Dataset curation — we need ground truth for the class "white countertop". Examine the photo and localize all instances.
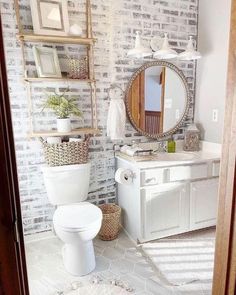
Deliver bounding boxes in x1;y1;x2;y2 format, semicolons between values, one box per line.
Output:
115;141;221;169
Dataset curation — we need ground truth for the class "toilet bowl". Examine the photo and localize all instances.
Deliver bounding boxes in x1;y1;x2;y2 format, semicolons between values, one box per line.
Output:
42;163;102;276
54;202;102;276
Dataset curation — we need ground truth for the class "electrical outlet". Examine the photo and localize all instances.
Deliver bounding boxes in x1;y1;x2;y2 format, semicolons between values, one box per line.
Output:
212;109;218;122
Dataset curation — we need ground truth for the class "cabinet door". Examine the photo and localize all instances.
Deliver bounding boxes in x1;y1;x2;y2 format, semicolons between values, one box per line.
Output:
190;178;219;230
141;183;189;241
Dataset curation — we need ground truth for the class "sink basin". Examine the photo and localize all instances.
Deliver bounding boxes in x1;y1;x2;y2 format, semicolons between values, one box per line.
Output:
155;152;197;161
130;152;198;162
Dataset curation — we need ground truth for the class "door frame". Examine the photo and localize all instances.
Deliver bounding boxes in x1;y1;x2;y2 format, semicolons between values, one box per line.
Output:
212;0;236;293
0;14;29;295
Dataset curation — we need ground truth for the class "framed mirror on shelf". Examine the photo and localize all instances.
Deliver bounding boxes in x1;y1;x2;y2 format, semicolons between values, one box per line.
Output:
33;46;62;78
30;0;70;36
125;61;191;139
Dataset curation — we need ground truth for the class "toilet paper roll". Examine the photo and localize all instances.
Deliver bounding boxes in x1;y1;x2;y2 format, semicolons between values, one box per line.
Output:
69;138;83;142
115;168;133;185
47;137;61;144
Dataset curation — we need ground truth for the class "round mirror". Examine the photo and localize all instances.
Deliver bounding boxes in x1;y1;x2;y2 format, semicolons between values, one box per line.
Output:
125;61;190;139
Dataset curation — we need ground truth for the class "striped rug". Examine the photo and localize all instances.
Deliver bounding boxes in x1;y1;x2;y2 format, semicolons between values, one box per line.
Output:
140;229;215;287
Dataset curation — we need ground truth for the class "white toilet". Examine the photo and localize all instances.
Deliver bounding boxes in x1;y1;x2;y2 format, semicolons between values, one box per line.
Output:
42;163;102;276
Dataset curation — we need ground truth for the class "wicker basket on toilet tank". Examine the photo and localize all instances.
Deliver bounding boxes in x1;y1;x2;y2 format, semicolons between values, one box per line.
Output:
98;204;121;241
41;136;90;167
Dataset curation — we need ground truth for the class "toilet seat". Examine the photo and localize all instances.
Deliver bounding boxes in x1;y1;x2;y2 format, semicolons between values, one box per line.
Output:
53;202;102;232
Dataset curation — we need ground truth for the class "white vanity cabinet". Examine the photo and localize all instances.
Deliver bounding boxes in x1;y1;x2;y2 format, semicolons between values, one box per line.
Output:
141;182;189;241
189;178;219;230
116;155;220;243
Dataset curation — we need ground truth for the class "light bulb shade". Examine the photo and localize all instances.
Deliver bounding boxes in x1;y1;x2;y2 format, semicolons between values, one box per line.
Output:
127;31;152;59
179;36;202;61
153;48;178;60
178;50;201;60
127;47;152;58
153;33;178;60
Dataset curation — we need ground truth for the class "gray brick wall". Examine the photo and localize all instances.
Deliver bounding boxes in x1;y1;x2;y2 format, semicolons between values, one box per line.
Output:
0;0;198;235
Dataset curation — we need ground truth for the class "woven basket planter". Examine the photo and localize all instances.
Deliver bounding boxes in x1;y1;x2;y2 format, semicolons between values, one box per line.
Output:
41;136;90;167
98;204;121;241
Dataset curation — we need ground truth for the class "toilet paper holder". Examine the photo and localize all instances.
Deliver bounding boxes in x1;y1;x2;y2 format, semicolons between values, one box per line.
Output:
124;170;136;181
115;168;136;185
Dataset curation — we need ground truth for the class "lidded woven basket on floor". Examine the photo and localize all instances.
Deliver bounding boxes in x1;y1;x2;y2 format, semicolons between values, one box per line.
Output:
41;136;90;167
98;204;121;241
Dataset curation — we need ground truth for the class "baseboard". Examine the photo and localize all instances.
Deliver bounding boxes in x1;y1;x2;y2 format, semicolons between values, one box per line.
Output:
120;226;138;246
24;230;56;244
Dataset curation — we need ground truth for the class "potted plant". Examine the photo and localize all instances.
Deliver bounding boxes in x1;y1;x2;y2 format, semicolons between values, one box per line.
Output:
42;90;82;132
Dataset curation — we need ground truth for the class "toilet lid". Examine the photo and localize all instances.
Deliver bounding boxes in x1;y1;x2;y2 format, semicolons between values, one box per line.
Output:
53;202;102;231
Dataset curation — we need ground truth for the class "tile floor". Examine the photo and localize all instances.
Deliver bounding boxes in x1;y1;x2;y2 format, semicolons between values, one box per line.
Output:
25;229;215;295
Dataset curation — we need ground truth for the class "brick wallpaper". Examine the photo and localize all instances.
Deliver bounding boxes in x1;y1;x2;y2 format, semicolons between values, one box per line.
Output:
0;0;198;235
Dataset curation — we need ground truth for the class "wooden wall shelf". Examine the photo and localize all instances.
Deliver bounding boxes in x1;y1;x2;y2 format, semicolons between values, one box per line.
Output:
28;128;100;138
17;33;96;45
14;0;98;136
24;77;96;83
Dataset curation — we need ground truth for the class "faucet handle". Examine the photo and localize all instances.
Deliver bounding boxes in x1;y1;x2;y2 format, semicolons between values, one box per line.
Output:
155;141;167;152
131;139;141;147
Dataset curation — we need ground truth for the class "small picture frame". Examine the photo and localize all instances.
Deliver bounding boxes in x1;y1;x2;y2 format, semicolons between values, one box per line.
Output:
30;0;70;36
33;46;62;78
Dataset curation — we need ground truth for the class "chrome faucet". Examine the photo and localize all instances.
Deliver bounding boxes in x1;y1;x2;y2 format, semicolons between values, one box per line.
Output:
154;141;167;153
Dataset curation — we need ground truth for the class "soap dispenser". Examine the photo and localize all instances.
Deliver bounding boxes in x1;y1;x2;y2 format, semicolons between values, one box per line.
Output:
167;136;176;153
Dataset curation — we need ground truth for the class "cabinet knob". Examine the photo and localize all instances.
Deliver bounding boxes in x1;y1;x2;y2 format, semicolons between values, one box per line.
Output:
145;177;157;184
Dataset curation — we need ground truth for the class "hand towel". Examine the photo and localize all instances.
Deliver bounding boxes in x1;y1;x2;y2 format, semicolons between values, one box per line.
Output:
120;145;143;157
107;98;126;141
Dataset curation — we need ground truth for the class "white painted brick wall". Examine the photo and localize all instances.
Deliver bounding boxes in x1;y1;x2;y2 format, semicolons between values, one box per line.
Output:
0;0;198;235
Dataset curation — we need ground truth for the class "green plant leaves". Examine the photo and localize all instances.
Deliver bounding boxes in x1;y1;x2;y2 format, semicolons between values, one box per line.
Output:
41;92;83;119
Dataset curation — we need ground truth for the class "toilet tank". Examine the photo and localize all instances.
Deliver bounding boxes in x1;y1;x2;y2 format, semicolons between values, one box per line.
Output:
42;163;91;206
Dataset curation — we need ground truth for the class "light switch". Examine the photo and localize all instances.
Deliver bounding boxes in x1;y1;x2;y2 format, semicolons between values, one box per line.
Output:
212;109;218;122
164;99;172;109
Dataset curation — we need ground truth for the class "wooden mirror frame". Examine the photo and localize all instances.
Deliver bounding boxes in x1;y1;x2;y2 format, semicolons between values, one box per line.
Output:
125;61;191;139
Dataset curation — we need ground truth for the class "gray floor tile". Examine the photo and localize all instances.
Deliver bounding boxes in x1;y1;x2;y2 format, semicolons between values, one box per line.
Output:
25;229;214;295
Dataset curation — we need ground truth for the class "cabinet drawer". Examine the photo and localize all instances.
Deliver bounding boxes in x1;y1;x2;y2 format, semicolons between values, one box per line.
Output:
169;164;208;182
212;161;220;177
141;168;167;186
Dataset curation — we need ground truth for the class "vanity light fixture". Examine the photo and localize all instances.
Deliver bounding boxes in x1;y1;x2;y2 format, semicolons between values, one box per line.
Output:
153;33;178;60
178;36;202;61
127;31;152;59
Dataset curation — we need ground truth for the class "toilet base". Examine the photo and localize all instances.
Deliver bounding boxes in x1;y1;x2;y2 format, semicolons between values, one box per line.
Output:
62;241;96;276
